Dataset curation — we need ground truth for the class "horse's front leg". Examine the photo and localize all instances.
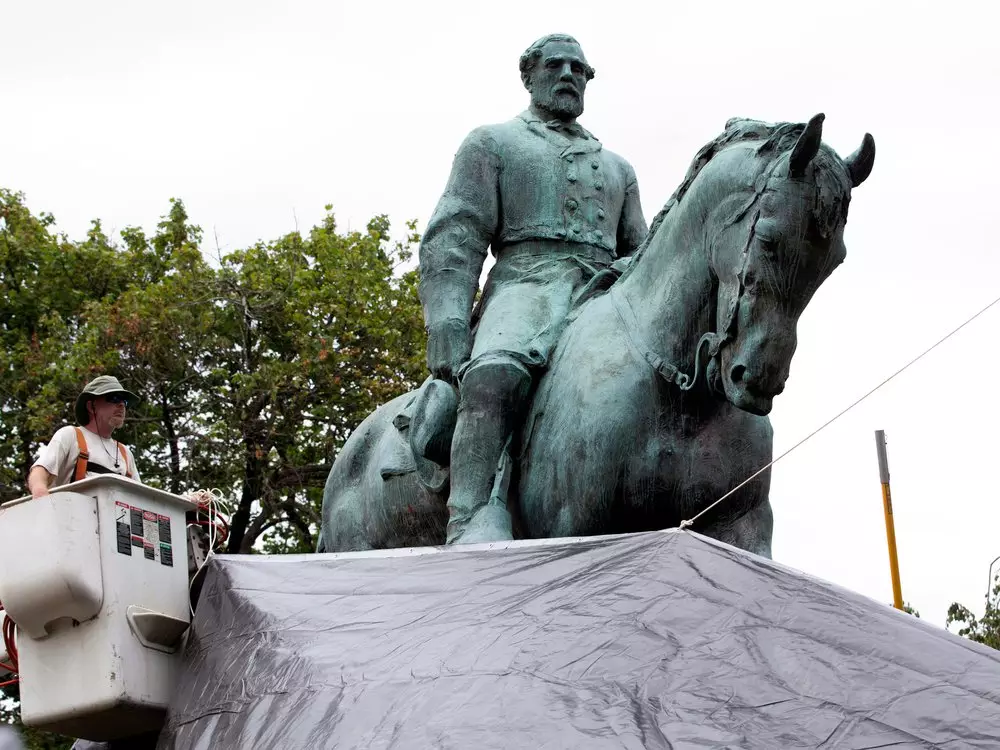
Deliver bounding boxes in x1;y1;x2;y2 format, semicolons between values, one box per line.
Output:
692;498;773;559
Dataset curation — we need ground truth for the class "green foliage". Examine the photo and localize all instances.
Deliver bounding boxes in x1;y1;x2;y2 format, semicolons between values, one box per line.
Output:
0;709;75;749
0;191;427;552
947;570;1000;651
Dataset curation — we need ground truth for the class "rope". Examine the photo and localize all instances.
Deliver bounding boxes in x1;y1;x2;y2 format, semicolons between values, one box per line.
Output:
680;290;1000;530
182;488;231;618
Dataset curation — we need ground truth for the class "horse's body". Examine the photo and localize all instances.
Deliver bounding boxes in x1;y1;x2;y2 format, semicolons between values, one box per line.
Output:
319;115;874;557
513;287;777;554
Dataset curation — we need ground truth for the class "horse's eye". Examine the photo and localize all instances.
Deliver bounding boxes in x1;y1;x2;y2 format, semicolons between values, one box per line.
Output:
757;236;779;255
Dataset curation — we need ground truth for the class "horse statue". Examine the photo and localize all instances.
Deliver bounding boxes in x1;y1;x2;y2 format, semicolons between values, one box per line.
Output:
318;114;875;557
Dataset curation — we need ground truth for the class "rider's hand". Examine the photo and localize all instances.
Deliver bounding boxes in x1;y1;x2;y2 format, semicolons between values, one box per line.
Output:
426;319;471;383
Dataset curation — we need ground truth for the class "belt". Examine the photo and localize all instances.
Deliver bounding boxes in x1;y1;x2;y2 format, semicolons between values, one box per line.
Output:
496;239;614;265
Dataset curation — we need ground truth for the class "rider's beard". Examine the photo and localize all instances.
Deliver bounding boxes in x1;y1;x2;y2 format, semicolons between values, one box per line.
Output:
535;86;584;121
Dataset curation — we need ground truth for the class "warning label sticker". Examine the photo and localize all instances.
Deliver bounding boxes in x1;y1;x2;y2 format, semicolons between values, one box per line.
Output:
115;501;132;556
142;510;158;545
129;506;144;547
158;514;173;566
115;503;174;565
158;514;172;544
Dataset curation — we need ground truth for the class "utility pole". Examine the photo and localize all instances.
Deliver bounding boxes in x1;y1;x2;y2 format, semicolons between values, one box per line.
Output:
875;430;904;610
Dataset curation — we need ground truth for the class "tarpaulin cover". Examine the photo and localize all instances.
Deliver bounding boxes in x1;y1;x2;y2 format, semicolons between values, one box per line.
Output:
156;530;1000;749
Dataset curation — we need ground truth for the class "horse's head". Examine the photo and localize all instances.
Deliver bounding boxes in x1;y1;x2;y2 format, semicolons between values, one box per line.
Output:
705;114;875;415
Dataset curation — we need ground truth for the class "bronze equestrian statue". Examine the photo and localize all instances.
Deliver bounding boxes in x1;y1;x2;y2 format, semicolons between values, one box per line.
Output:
317;33;875;557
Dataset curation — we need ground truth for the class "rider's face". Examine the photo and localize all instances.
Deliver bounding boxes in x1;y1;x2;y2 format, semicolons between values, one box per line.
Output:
528;41;589;121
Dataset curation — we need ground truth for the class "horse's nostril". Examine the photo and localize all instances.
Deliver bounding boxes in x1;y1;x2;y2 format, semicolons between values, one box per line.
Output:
731;364;747;384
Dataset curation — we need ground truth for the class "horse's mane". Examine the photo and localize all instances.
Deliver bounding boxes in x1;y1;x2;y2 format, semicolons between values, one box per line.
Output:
619;117;849;281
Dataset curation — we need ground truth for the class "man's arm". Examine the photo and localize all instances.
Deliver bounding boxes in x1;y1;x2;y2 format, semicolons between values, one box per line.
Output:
418;127;500;381
28;465;53;498
616;162;648;257
27;426;73;498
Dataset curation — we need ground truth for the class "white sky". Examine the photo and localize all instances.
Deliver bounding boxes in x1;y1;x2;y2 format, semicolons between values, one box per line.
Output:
3;0;998;628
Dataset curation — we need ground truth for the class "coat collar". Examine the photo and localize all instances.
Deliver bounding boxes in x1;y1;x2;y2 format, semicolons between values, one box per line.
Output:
517;110;604;157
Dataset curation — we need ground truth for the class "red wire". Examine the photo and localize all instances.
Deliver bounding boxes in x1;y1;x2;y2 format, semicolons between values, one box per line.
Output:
3;617;18;672
0;678;19;688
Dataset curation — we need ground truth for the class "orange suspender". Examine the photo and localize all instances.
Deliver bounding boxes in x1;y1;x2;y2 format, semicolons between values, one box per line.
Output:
73;427;134;480
73;427;89;482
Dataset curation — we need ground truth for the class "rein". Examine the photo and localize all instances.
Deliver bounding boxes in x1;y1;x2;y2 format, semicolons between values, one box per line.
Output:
612;205;762;394
611;290;726;392
610;139;790;394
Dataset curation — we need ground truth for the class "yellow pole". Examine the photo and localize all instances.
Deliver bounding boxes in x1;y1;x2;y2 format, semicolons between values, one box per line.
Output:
875;430;904;610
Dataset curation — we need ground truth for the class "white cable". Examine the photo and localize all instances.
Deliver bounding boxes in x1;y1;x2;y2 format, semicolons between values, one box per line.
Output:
680;290;1000;530
182;488;228;618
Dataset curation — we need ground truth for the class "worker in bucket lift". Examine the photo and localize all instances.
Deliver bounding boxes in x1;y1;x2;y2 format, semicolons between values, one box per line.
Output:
27;375;141;498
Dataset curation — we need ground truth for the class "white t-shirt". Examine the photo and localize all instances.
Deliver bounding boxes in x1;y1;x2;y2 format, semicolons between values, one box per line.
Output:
32;425;141;488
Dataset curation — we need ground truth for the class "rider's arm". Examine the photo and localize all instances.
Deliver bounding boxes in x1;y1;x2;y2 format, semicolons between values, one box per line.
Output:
616;162;648;258
418;126;500;331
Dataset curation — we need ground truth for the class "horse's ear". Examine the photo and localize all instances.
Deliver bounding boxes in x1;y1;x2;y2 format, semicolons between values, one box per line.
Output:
845;133;876;188
789;113;825;177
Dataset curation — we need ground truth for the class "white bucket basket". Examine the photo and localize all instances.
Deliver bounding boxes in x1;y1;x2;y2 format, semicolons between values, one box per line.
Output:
0;476;197;741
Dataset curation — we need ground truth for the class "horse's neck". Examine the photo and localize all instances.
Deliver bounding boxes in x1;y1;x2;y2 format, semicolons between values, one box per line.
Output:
616;202;715;370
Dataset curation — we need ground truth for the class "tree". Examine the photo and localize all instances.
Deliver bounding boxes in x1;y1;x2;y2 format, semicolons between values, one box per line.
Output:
206;210;427;554
76;199;223;495
947;569;1000;651
2;191;427;551
0;190;134;502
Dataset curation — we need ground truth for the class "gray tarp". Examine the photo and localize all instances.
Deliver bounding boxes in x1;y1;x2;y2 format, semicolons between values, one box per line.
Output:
155;530;1000;749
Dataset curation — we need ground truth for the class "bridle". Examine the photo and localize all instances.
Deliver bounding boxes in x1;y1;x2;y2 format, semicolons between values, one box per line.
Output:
612;169;774;395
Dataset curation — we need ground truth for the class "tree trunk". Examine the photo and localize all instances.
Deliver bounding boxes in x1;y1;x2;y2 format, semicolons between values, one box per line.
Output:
20;423;33;489
227;445;264;553
160;387;181;495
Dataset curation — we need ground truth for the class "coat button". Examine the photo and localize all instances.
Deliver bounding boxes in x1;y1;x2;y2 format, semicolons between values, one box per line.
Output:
593;230;603;241
565;199;578;211
597;209;606;220
571;225;582;234
566;155;575;163
591;161;599;169
568;172;577;182
594;181;603;190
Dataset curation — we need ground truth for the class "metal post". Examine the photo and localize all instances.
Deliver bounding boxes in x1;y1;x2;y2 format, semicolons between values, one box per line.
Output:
875;430;904;610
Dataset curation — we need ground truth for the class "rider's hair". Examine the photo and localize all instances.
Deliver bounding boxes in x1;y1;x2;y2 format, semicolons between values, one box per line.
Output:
519;34;595;89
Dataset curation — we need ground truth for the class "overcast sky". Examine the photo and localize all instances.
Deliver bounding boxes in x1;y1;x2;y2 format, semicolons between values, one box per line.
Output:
3;0;998;628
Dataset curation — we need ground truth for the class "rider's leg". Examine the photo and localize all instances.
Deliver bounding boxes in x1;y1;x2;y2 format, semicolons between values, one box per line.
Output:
446;357;532;544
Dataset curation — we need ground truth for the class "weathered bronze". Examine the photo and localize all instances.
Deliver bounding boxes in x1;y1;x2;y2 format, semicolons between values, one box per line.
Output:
317;34;875;557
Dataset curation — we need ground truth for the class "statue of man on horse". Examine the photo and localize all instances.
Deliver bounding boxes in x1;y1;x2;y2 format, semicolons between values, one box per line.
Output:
316;33;876;558
417;32;648;545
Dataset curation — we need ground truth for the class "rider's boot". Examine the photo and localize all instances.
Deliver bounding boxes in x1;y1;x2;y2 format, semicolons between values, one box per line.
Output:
446;360;531;545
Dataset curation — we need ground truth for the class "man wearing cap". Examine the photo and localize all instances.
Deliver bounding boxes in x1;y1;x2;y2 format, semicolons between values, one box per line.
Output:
27;375;141;498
